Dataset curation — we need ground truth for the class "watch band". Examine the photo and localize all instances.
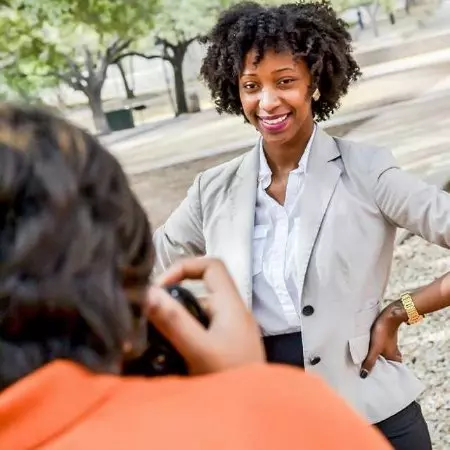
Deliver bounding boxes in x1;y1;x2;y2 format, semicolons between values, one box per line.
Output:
400;292;424;325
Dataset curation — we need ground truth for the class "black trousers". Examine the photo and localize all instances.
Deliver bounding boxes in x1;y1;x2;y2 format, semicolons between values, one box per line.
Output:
262;332;432;450
375;402;432;450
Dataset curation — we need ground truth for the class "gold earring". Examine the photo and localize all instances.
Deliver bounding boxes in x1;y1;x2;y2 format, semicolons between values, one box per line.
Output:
312;89;320;101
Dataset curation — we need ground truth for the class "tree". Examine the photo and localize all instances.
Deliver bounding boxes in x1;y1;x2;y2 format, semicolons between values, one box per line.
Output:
360;0;382;36
331;0;394;37
0;0;158;134
115;60;136;99
332;0;394;36
46;34;137;134
115;0;252;116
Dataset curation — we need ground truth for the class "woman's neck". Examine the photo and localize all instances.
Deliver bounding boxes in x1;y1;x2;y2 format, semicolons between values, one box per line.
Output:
263;125;314;178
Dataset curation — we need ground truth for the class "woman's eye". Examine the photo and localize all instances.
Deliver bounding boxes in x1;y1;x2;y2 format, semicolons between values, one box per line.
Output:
278;78;294;86
243;82;257;90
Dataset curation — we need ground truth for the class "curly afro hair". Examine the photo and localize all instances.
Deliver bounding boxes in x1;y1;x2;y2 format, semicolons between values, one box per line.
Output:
200;1;361;122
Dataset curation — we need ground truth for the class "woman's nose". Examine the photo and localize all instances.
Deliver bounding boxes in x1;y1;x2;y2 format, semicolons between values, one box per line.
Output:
259;89;281;112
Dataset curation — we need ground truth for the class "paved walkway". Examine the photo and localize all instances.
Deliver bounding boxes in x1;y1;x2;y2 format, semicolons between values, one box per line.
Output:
345;90;450;186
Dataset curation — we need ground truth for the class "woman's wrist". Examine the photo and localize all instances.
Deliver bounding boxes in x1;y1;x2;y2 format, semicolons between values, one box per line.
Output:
384;299;409;327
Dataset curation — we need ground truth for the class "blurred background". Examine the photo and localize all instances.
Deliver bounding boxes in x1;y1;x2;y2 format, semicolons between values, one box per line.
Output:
1;0;449;447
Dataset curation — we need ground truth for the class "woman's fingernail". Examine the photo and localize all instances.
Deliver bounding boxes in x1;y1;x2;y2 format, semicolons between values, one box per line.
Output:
360;369;369;379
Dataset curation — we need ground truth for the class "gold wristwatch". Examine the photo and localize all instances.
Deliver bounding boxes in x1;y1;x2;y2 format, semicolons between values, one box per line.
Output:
400;292;424;325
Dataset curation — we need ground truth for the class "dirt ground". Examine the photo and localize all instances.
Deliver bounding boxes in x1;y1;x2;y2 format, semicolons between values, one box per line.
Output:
129;149;246;229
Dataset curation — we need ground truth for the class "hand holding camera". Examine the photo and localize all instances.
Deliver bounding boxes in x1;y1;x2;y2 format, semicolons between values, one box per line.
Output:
145;257;265;376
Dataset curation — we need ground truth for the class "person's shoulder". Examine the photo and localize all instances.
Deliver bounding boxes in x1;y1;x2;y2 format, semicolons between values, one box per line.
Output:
191;363;337;406
233;364;390;448
335;136;392;162
112;364;308;404
334;135;399;175
82;365;390;449
108;364;313;416
199;148;254;184
223;363;335;399
189;146;256;202
197;364;391;449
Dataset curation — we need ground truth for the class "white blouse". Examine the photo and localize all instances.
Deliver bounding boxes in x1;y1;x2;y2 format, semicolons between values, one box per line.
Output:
252;125;317;336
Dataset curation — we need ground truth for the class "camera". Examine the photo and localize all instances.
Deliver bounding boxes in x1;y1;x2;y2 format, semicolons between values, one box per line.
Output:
123;285;210;376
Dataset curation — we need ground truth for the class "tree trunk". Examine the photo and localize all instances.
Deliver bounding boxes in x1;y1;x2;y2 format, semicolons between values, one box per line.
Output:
365;2;380;37
116;60;135;99
170;50;188;116
357;9;365;29
88;90;110;135
162;59;176;115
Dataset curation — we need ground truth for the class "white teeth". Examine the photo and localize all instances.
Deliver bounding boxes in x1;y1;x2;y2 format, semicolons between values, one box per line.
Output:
261;114;288;125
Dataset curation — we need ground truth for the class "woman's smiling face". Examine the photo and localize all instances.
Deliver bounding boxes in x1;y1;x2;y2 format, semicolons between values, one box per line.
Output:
239;49;314;147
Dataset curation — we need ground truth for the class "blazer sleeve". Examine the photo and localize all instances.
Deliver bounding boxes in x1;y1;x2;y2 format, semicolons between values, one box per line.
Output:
371;148;450;248
153;173;206;276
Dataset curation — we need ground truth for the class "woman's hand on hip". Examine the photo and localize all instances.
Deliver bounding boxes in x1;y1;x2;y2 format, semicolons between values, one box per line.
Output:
360;302;404;379
147;257;265;375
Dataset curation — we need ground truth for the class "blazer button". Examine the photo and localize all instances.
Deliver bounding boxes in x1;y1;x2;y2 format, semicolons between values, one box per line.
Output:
310;357;321;366
302;305;315;316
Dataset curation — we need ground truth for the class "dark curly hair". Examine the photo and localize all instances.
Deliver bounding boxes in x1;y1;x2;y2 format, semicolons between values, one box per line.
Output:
200;1;361;121
0;104;153;390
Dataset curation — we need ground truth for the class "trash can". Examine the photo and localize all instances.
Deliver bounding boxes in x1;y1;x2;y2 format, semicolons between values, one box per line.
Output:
188;92;201;113
105;108;135;131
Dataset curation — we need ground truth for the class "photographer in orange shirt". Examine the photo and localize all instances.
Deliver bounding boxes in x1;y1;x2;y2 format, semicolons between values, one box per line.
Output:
0;104;390;449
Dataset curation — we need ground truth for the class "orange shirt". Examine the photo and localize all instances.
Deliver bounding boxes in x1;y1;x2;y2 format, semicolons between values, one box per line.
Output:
0;361;391;450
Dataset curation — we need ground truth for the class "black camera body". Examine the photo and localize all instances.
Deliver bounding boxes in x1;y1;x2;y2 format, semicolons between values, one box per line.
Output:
123;285;210;377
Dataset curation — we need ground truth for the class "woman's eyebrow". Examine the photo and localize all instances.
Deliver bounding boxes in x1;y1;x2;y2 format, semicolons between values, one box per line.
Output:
241;66;295;76
272;67;295;73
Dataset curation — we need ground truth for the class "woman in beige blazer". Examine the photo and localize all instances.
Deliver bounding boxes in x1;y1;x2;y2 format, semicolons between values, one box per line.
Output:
154;3;450;448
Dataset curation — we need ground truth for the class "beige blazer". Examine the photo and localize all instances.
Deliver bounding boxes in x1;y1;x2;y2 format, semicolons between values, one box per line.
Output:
154;127;450;423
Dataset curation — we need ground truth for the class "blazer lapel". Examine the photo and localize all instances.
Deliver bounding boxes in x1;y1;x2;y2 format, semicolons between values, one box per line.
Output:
295;127;342;303
221;144;259;308
216;130;341;309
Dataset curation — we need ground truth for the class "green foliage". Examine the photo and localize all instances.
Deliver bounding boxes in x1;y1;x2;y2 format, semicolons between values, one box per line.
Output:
0;4;55;100
331;0;394;14
12;0;158;38
148;0;287;47
145;0;226;47
0;0;159;99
